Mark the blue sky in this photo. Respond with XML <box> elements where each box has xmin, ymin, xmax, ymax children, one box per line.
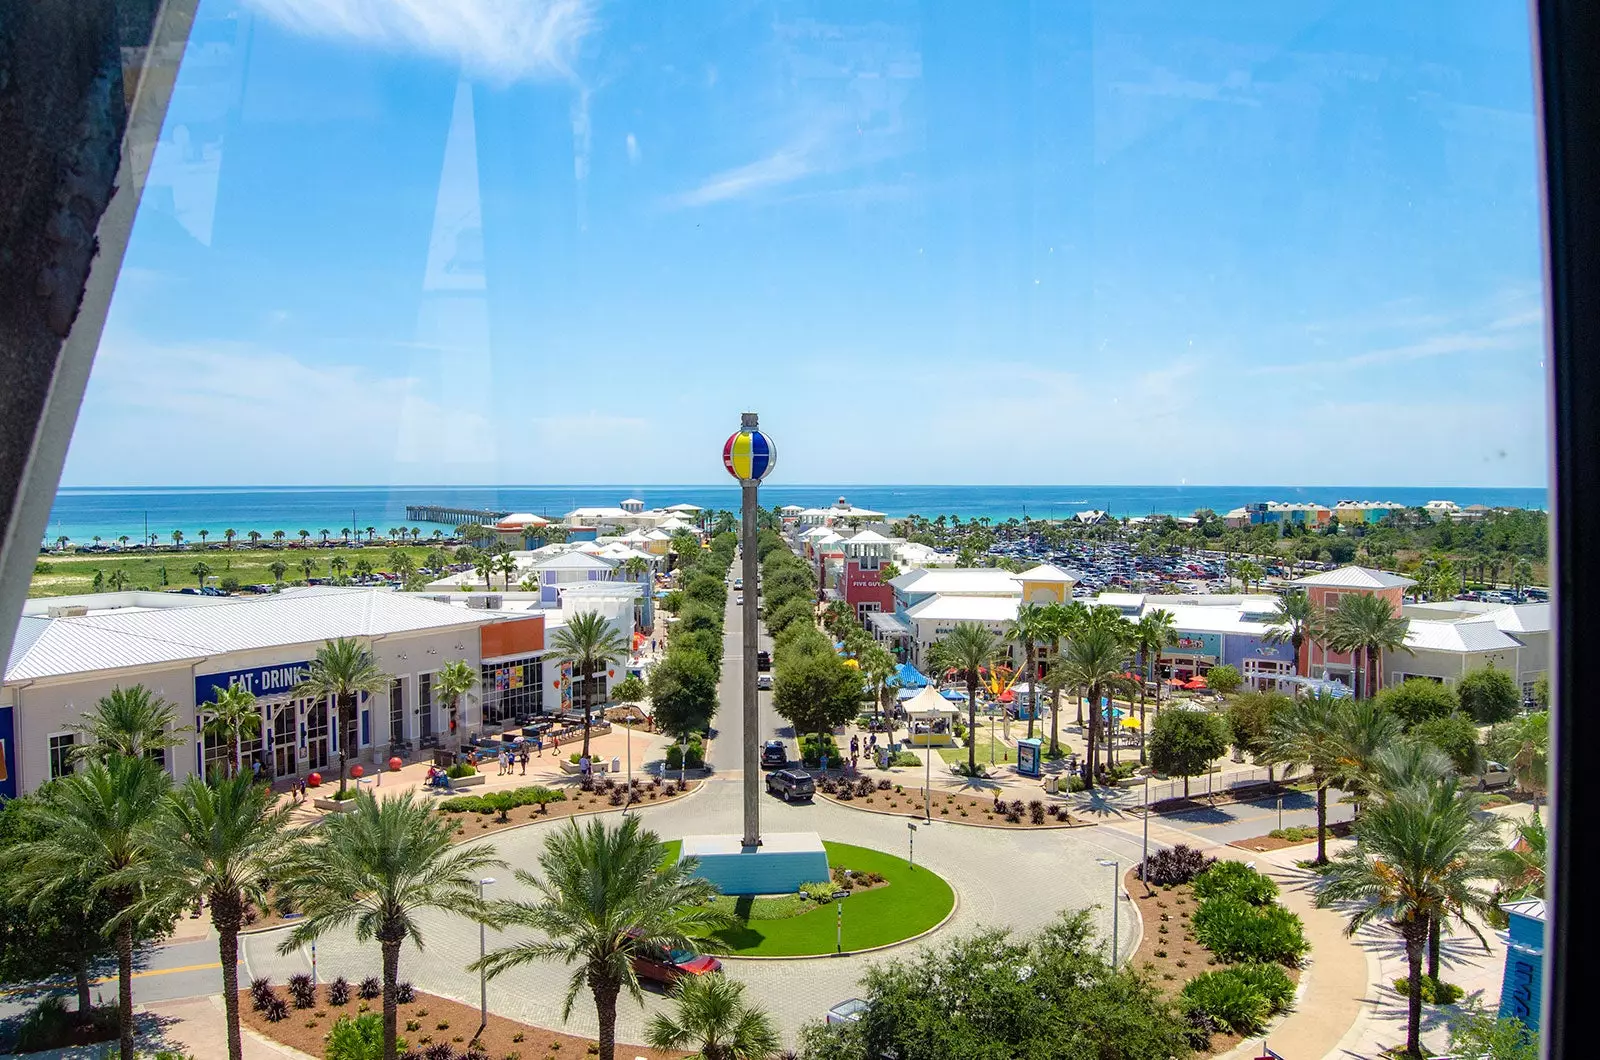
<box><xmin>63</xmin><ymin>0</ymin><xmax>1547</xmax><ymax>489</ymax></box>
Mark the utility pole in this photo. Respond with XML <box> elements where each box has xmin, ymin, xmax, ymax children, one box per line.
<box><xmin>723</xmin><ymin>413</ymin><xmax>776</xmax><ymax>849</ymax></box>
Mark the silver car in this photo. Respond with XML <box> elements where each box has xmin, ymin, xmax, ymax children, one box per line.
<box><xmin>1470</xmin><ymin>761</ymin><xmax>1514</xmax><ymax>791</ymax></box>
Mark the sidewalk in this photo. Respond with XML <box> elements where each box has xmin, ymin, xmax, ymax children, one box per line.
<box><xmin>12</xmin><ymin>996</ymin><xmax>314</xmax><ymax>1060</ymax></box>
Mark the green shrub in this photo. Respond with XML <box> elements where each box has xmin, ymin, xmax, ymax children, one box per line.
<box><xmin>665</xmin><ymin>735</ymin><xmax>706</xmax><ymax>770</ymax></box>
<box><xmin>1179</xmin><ymin>970</ymin><xmax>1271</xmax><ymax>1035</ymax></box>
<box><xmin>14</xmin><ymin>995</ymin><xmax>74</xmax><ymax>1052</ymax></box>
<box><xmin>1228</xmin><ymin>962</ymin><xmax>1297</xmax><ymax>1011</ymax></box>
<box><xmin>799</xmin><ymin>880</ymin><xmax>835</xmax><ymax>902</ymax></box>
<box><xmin>1394</xmin><ymin>975</ymin><xmax>1465</xmax><ymax>1005</ymax></box>
<box><xmin>444</xmin><ymin>762</ymin><xmax>477</xmax><ymax>779</ymax></box>
<box><xmin>1193</xmin><ymin>861</ymin><xmax>1279</xmax><ymax>905</ymax></box>
<box><xmin>800</xmin><ymin>733</ymin><xmax>841</xmax><ymax>767</ymax></box>
<box><xmin>1205</xmin><ymin>664</ymin><xmax>1243</xmax><ymax>695</ymax></box>
<box><xmin>324</xmin><ymin>1011</ymin><xmax>403</xmax><ymax>1060</ymax></box>
<box><xmin>890</xmin><ymin>751</ymin><xmax>921</xmax><ymax>767</ymax></box>
<box><xmin>325</xmin><ymin>787</ymin><xmax>359</xmax><ymax>802</ymax></box>
<box><xmin>1191</xmin><ymin>895</ymin><xmax>1308</xmax><ymax>965</ymax></box>
<box><xmin>437</xmin><ymin>785</ymin><xmax>565</xmax><ymax>815</ymax></box>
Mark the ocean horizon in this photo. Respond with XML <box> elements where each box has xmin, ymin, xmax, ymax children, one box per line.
<box><xmin>41</xmin><ymin>484</ymin><xmax>1550</xmax><ymax>546</ymax></box>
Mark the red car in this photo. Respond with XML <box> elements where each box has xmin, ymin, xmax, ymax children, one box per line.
<box><xmin>631</xmin><ymin>943</ymin><xmax>722</xmax><ymax>985</ymax></box>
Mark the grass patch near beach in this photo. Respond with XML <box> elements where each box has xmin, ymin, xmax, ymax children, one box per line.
<box><xmin>30</xmin><ymin>544</ymin><xmax>447</xmax><ymax>597</ymax></box>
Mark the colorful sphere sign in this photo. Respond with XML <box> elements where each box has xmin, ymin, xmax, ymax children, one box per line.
<box><xmin>723</xmin><ymin>424</ymin><xmax>776</xmax><ymax>483</ymax></box>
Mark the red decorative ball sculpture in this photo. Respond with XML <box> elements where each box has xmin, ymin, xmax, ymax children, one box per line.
<box><xmin>388</xmin><ymin>756</ymin><xmax>403</xmax><ymax>772</ymax></box>
<box><xmin>350</xmin><ymin>765</ymin><xmax>365</xmax><ymax>779</ymax></box>
<box><xmin>307</xmin><ymin>772</ymin><xmax>322</xmax><ymax>788</ymax></box>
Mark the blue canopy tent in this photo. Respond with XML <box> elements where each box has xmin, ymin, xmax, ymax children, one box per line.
<box><xmin>890</xmin><ymin>663</ymin><xmax>929</xmax><ymax>689</ymax></box>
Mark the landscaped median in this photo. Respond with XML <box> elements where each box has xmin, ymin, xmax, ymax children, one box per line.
<box><xmin>437</xmin><ymin>775</ymin><xmax>702</xmax><ymax>841</ymax></box>
<box><xmin>1127</xmin><ymin>846</ymin><xmax>1310</xmax><ymax>1054</ymax></box>
<box><xmin>659</xmin><ymin>839</ymin><xmax>955</xmax><ymax>957</ymax></box>
<box><xmin>815</xmin><ymin>775</ymin><xmax>1080</xmax><ymax>827</ymax></box>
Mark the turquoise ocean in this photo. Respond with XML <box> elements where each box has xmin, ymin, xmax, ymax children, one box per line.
<box><xmin>42</xmin><ymin>485</ymin><xmax>1550</xmax><ymax>546</ymax></box>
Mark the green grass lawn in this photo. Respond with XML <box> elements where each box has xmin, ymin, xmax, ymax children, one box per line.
<box><xmin>30</xmin><ymin>544</ymin><xmax>453</xmax><ymax>597</ymax></box>
<box><xmin>936</xmin><ymin>732</ymin><xmax>1014</xmax><ymax>766</ymax></box>
<box><xmin>661</xmin><ymin>839</ymin><xmax>955</xmax><ymax>957</ymax></box>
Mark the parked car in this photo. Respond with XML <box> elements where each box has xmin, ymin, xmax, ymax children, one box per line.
<box><xmin>766</xmin><ymin>768</ymin><xmax>814</xmax><ymax>802</ymax></box>
<box><xmin>736</xmin><ymin>595</ymin><xmax>744</xmax><ymax>605</ymax></box>
<box><xmin>630</xmin><ymin>941</ymin><xmax>722</xmax><ymax>985</ymax></box>
<box><xmin>733</xmin><ymin>577</ymin><xmax>744</xmax><ymax>589</ymax></box>
<box><xmin>760</xmin><ymin>739</ymin><xmax>788</xmax><ymax>769</ymax></box>
<box><xmin>1471</xmin><ymin>761</ymin><xmax>1514</xmax><ymax>791</ymax></box>
<box><xmin>758</xmin><ymin>673</ymin><xmax>773</xmax><ymax>691</ymax></box>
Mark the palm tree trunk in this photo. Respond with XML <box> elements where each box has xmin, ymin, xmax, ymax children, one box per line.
<box><xmin>74</xmin><ymin>961</ymin><xmax>92</xmax><ymax>1017</ymax></box>
<box><xmin>593</xmin><ymin>974</ymin><xmax>621</xmax><ymax>1060</ymax></box>
<box><xmin>967</xmin><ymin>675</ymin><xmax>978</xmax><ymax>774</ymax></box>
<box><xmin>338</xmin><ymin>694</ymin><xmax>352</xmax><ymax>795</ymax></box>
<box><xmin>581</xmin><ymin>666</ymin><xmax>593</xmax><ymax>760</ymax></box>
<box><xmin>1139</xmin><ymin>652</ymin><xmax>1148</xmax><ymax>765</ymax></box>
<box><xmin>1404</xmin><ymin>925</ymin><xmax>1426</xmax><ymax>1058</ymax></box>
<box><xmin>1025</xmin><ymin>641</ymin><xmax>1036</xmax><ymax>740</ymax></box>
<box><xmin>1314</xmin><ymin>781</ymin><xmax>1329</xmax><ymax>865</ymax></box>
<box><xmin>212</xmin><ymin>892</ymin><xmax>244</xmax><ymax>1060</ymax></box>
<box><xmin>381</xmin><ymin>937</ymin><xmax>402</xmax><ymax>1060</ymax></box>
<box><xmin>1082</xmin><ymin>683</ymin><xmax>1098</xmax><ymax>787</ymax></box>
<box><xmin>116</xmin><ymin>916</ymin><xmax>134</xmax><ymax>1060</ymax></box>
<box><xmin>1427</xmin><ymin>916</ymin><xmax>1441</xmax><ymax>983</ymax></box>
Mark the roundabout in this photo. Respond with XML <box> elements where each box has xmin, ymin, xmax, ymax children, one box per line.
<box><xmin>660</xmin><ymin>838</ymin><xmax>956</xmax><ymax>957</ymax></box>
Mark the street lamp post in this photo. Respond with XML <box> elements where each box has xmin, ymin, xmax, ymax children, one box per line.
<box><xmin>625</xmin><ymin>714</ymin><xmax>632</xmax><ymax>811</ymax></box>
<box><xmin>1141</xmin><ymin>773</ymin><xmax>1150</xmax><ymax>891</ymax></box>
<box><xmin>1097</xmin><ymin>859</ymin><xmax>1121</xmax><ymax>966</ymax></box>
<box><xmin>478</xmin><ymin>877</ymin><xmax>496</xmax><ymax>1036</ymax></box>
<box><xmin>924</xmin><ymin>735</ymin><xmax>932</xmax><ymax>822</ymax></box>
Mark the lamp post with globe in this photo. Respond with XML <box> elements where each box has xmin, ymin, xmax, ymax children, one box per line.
<box><xmin>723</xmin><ymin>413</ymin><xmax>777</xmax><ymax>849</ymax></box>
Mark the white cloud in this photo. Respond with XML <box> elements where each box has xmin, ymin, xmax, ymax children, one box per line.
<box><xmin>63</xmin><ymin>336</ymin><xmax>495</xmax><ymax>485</ymax></box>
<box><xmin>244</xmin><ymin>0</ymin><xmax>596</xmax><ymax>83</ymax></box>
<box><xmin>625</xmin><ymin>132</ymin><xmax>640</xmax><ymax>164</ymax></box>
<box><xmin>669</xmin><ymin>143</ymin><xmax>820</xmax><ymax>207</ymax></box>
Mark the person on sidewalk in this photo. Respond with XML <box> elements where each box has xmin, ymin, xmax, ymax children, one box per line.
<box><xmin>518</xmin><ymin>746</ymin><xmax>529</xmax><ymax>775</ymax></box>
<box><xmin>534</xmin><ymin>733</ymin><xmax>544</xmax><ymax>758</ymax></box>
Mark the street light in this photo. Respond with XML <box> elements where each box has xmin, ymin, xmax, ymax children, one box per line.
<box><xmin>1140</xmin><ymin>773</ymin><xmax>1151</xmax><ymax>892</ymax></box>
<box><xmin>1097</xmin><ymin>858</ymin><xmax>1121</xmax><ymax>966</ymax></box>
<box><xmin>478</xmin><ymin>877</ymin><xmax>496</xmax><ymax>1036</ymax></box>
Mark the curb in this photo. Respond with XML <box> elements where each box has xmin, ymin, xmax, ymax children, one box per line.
<box><xmin>720</xmin><ymin>880</ymin><xmax>961</xmax><ymax>963</ymax></box>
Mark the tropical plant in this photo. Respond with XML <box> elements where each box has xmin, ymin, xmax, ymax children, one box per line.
<box><xmin>274</xmin><ymin>792</ymin><xmax>502</xmax><ymax>1060</ymax></box>
<box><xmin>1133</xmin><ymin>608</ymin><xmax>1178</xmax><ymax>761</ymax></box>
<box><xmin>1457</xmin><ymin>664</ymin><xmax>1521</xmax><ymax>724</ymax></box>
<box><xmin>1055</xmin><ymin>622</ymin><xmax>1137</xmax><ymax>785</ymax></box>
<box><xmin>1317</xmin><ymin>779</ymin><xmax>1501</xmax><ymax>1057</ymax></box>
<box><xmin>146</xmin><ymin>775</ymin><xmax>296</xmax><ymax>1060</ymax></box>
<box><xmin>644</xmin><ymin>973</ymin><xmax>781</xmax><ymax>1060</ymax></box>
<box><xmin>1325</xmin><ymin>698</ymin><xmax>1406</xmax><ymax>813</ymax></box>
<box><xmin>190</xmin><ymin>561</ymin><xmax>211</xmax><ymax>586</ymax></box>
<box><xmin>1375</xmin><ymin>679</ymin><xmax>1458</xmax><ymax>729</ymax></box>
<box><xmin>1491</xmin><ymin>811</ymin><xmax>1547</xmax><ymax>908</ymax></box>
<box><xmin>926</xmin><ymin>624</ymin><xmax>1001</xmax><ymax>775</ymax></box>
<box><xmin>67</xmin><ymin>684</ymin><xmax>189</xmax><ymax>763</ymax></box>
<box><xmin>269</xmin><ymin>560</ymin><xmax>288</xmax><ymax>583</ymax></box>
<box><xmin>1487</xmin><ymin>711</ymin><xmax>1549</xmax><ymax>800</ymax></box>
<box><xmin>1205</xmin><ymin>664</ymin><xmax>1243</xmax><ymax>695</ymax></box>
<box><xmin>496</xmin><ymin>551</ymin><xmax>519</xmax><ymax>590</ymax></box>
<box><xmin>1322</xmin><ymin>593</ymin><xmax>1410</xmax><ymax>699</ymax></box>
<box><xmin>202</xmin><ymin>684</ymin><xmax>263</xmax><ymax>778</ymax></box>
<box><xmin>300</xmin><ymin>556</ymin><xmax>316</xmax><ymax>581</ymax></box>
<box><xmin>551</xmin><ymin>611</ymin><xmax>632</xmax><ymax>759</ymax></box>
<box><xmin>1007</xmin><ymin>604</ymin><xmax>1050</xmax><ymax>740</ymax></box>
<box><xmin>475</xmin><ymin>816</ymin><xmax>730</xmax><ymax>1060</ymax></box>
<box><xmin>433</xmin><ymin>660</ymin><xmax>476</xmax><ymax>739</ymax></box>
<box><xmin>1148</xmin><ymin>708</ymin><xmax>1228</xmax><ymax>797</ymax></box>
<box><xmin>1262</xmin><ymin>694</ymin><xmax>1343</xmax><ymax>864</ymax></box>
<box><xmin>292</xmin><ymin>638</ymin><xmax>391</xmax><ymax>795</ymax></box>
<box><xmin>0</xmin><ymin>756</ymin><xmax>174</xmax><ymax>1060</ymax></box>
<box><xmin>324</xmin><ymin>1011</ymin><xmax>397</xmax><ymax>1060</ymax></box>
<box><xmin>107</xmin><ymin>568</ymin><xmax>130</xmax><ymax>591</ymax></box>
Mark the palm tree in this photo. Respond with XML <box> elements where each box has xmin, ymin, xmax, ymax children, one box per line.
<box><xmin>224</xmin><ymin>528</ymin><xmax>236</xmax><ymax>548</ymax></box>
<box><xmin>300</xmin><ymin>556</ymin><xmax>316</xmax><ymax>581</ymax></box>
<box><xmin>644</xmin><ymin>973</ymin><xmax>781</xmax><ymax>1060</ymax></box>
<box><xmin>269</xmin><ymin>560</ymin><xmax>288</xmax><ymax>583</ymax></box>
<box><xmin>1510</xmin><ymin>557</ymin><xmax>1535</xmax><ymax>595</ymax></box>
<box><xmin>1133</xmin><ymin>609</ymin><xmax>1178</xmax><ymax>763</ymax></box>
<box><xmin>147</xmin><ymin>775</ymin><xmax>295</xmax><ymax>1060</ymax></box>
<box><xmin>1325</xmin><ymin>698</ymin><xmax>1406</xmax><ymax>815</ymax></box>
<box><xmin>1006</xmin><ymin>603</ymin><xmax>1049</xmax><ymax>740</ymax></box>
<box><xmin>107</xmin><ymin>568</ymin><xmax>130</xmax><ymax>591</ymax></box>
<box><xmin>1263</xmin><ymin>694</ymin><xmax>1343</xmax><ymax>864</ymax></box>
<box><xmin>320</xmin><ymin>529</ymin><xmax>332</xmax><ymax>544</ymax></box>
<box><xmin>1038</xmin><ymin>600</ymin><xmax>1085</xmax><ymax>753</ymax></box>
<box><xmin>298</xmin><ymin>530</ymin><xmax>311</xmax><ymax>543</ymax></box>
<box><xmin>474</xmin><ymin>554</ymin><xmax>495</xmax><ymax>590</ymax></box>
<box><xmin>172</xmin><ymin>529</ymin><xmax>184</xmax><ymax>548</ymax></box>
<box><xmin>859</xmin><ymin>642</ymin><xmax>897</xmax><ymax>732</ymax></box>
<box><xmin>1264</xmin><ymin>591</ymin><xmax>1319</xmax><ymax>678</ymax></box>
<box><xmin>551</xmin><ymin>611</ymin><xmax>631</xmax><ymax>759</ymax></box>
<box><xmin>203</xmin><ymin>684</ymin><xmax>264</xmax><ymax>778</ymax></box>
<box><xmin>366</xmin><ymin>526</ymin><xmax>377</xmax><ymax>542</ymax></box>
<box><xmin>292</xmin><ymin>638</ymin><xmax>390</xmax><ymax>795</ymax></box>
<box><xmin>926</xmin><ymin>623</ymin><xmax>1000</xmax><ymax>775</ymax></box>
<box><xmin>198</xmin><ymin>529</ymin><xmax>210</xmax><ymax>547</ymax></box>
<box><xmin>68</xmin><ymin>684</ymin><xmax>189</xmax><ymax>763</ymax></box>
<box><xmin>1056</xmin><ymin>623</ymin><xmax>1136</xmax><ymax>786</ymax></box>
<box><xmin>248</xmin><ymin>530</ymin><xmax>261</xmax><ymax>546</ymax></box>
<box><xmin>1323</xmin><ymin>593</ymin><xmax>1409</xmax><ymax>699</ymax></box>
<box><xmin>272</xmin><ymin>530</ymin><xmax>284</xmax><ymax>546</ymax></box>
<box><xmin>475</xmin><ymin>816</ymin><xmax>730</xmax><ymax>1060</ymax></box>
<box><xmin>190</xmin><ymin>560</ymin><xmax>212</xmax><ymax>586</ymax></box>
<box><xmin>1317</xmin><ymin>780</ymin><xmax>1501</xmax><ymax>1058</ymax></box>
<box><xmin>0</xmin><ymin>756</ymin><xmax>173</xmax><ymax>1060</ymax></box>
<box><xmin>496</xmin><ymin>551</ymin><xmax>519</xmax><ymax>590</ymax></box>
<box><xmin>330</xmin><ymin>555</ymin><xmax>349</xmax><ymax>582</ymax></box>
<box><xmin>1491</xmin><ymin>810</ymin><xmax>1546</xmax><ymax>907</ymax></box>
<box><xmin>276</xmin><ymin>793</ymin><xmax>502</xmax><ymax>1060</ymax></box>
<box><xmin>435</xmin><ymin>659</ymin><xmax>476</xmax><ymax>736</ymax></box>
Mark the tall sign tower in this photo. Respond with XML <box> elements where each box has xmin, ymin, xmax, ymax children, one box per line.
<box><xmin>723</xmin><ymin>413</ymin><xmax>776</xmax><ymax>848</ymax></box>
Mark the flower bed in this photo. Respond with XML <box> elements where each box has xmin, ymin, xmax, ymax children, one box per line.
<box><xmin>1126</xmin><ymin>850</ymin><xmax>1307</xmax><ymax>1053</ymax></box>
<box><xmin>240</xmin><ymin>981</ymin><xmax>685</xmax><ymax>1059</ymax></box>
<box><xmin>439</xmin><ymin>776</ymin><xmax>699</xmax><ymax>841</ymax></box>
<box><xmin>815</xmin><ymin>776</ymin><xmax>1075</xmax><ymax>827</ymax></box>
<box><xmin>1229</xmin><ymin>820</ymin><xmax>1353</xmax><ymax>853</ymax></box>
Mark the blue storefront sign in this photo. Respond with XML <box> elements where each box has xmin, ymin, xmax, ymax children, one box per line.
<box><xmin>0</xmin><ymin>705</ymin><xmax>17</xmax><ymax>799</ymax></box>
<box><xmin>195</xmin><ymin>660</ymin><xmax>311</xmax><ymax>706</ymax></box>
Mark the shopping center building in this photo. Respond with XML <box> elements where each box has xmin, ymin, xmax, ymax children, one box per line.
<box><xmin>0</xmin><ymin>584</ymin><xmax>637</xmax><ymax>799</ymax></box>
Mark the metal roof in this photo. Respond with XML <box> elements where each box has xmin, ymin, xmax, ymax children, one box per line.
<box><xmin>905</xmin><ymin>595</ymin><xmax>1020</xmax><ymax>623</ymax></box>
<box><xmin>7</xmin><ymin>589</ymin><xmax>498</xmax><ymax>683</ymax></box>
<box><xmin>891</xmin><ymin>568</ymin><xmax>1023</xmax><ymax>596</ymax></box>
<box><xmin>1291</xmin><ymin>565</ymin><xmax>1416</xmax><ymax>589</ymax></box>
<box><xmin>1401</xmin><ymin>619</ymin><xmax>1519</xmax><ymax>654</ymax></box>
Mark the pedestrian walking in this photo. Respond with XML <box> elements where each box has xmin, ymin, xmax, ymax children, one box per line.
<box><xmin>518</xmin><ymin>746</ymin><xmax>529</xmax><ymax>775</ymax></box>
<box><xmin>552</xmin><ymin>732</ymin><xmax>560</xmax><ymax>756</ymax></box>
<box><xmin>535</xmin><ymin>733</ymin><xmax>544</xmax><ymax>757</ymax></box>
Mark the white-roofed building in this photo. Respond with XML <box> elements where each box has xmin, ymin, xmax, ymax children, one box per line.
<box><xmin>1</xmin><ymin>588</ymin><xmax>580</xmax><ymax>798</ymax></box>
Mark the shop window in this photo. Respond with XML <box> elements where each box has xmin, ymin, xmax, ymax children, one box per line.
<box><xmin>389</xmin><ymin>678</ymin><xmax>405</xmax><ymax>743</ymax></box>
<box><xmin>480</xmin><ymin>657</ymin><xmax>544</xmax><ymax>725</ymax></box>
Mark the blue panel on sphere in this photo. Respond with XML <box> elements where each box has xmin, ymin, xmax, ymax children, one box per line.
<box><xmin>681</xmin><ymin>832</ymin><xmax>830</xmax><ymax>896</ymax></box>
